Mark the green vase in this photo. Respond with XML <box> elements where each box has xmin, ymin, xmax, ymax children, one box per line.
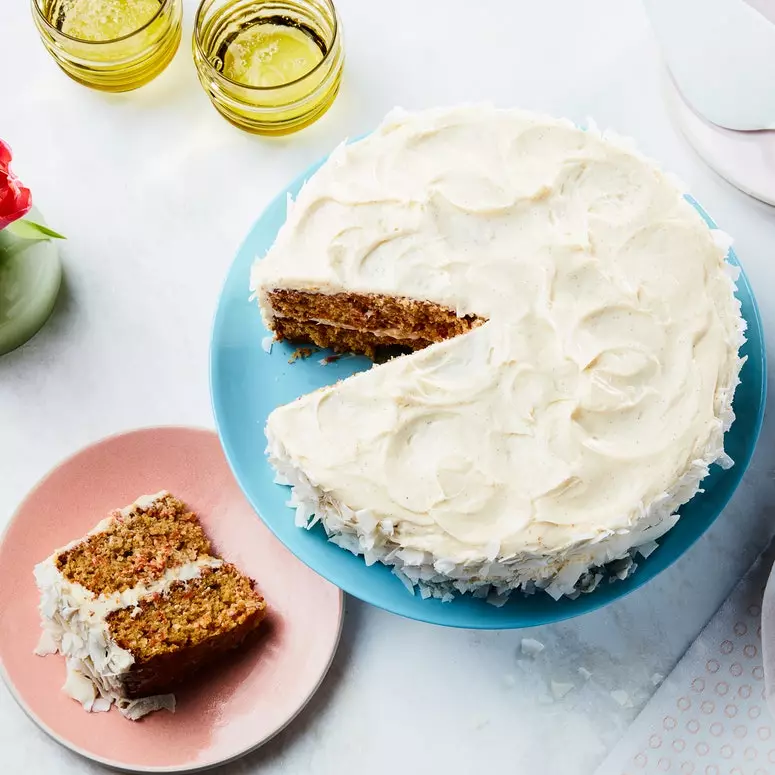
<box><xmin>0</xmin><ymin>208</ymin><xmax>62</xmax><ymax>356</ymax></box>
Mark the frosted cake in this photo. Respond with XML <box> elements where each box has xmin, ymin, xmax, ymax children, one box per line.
<box><xmin>250</xmin><ymin>106</ymin><xmax>745</xmax><ymax>602</ymax></box>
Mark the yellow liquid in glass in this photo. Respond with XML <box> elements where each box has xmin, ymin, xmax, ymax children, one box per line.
<box><xmin>35</xmin><ymin>0</ymin><xmax>181</xmax><ymax>91</ymax></box>
<box><xmin>194</xmin><ymin>0</ymin><xmax>343</xmax><ymax>134</ymax></box>
<box><xmin>49</xmin><ymin>0</ymin><xmax>161</xmax><ymax>41</ymax></box>
<box><xmin>222</xmin><ymin>21</ymin><xmax>323</xmax><ymax>87</ymax></box>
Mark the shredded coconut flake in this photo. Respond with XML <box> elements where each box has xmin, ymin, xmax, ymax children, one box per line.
<box><xmin>610</xmin><ymin>689</ymin><xmax>633</xmax><ymax>708</ymax></box>
<box><xmin>117</xmin><ymin>694</ymin><xmax>176</xmax><ymax>721</ymax></box>
<box><xmin>521</xmin><ymin>638</ymin><xmax>545</xmax><ymax>656</ymax></box>
<box><xmin>637</xmin><ymin>540</ymin><xmax>659</xmax><ymax>559</ymax></box>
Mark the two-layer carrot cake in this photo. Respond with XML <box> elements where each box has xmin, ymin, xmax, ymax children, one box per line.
<box><xmin>250</xmin><ymin>105</ymin><xmax>745</xmax><ymax>602</ymax></box>
<box><xmin>34</xmin><ymin>491</ymin><xmax>266</xmax><ymax>719</ymax></box>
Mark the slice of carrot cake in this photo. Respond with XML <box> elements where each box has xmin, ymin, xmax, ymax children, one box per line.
<box><xmin>34</xmin><ymin>491</ymin><xmax>266</xmax><ymax>720</ymax></box>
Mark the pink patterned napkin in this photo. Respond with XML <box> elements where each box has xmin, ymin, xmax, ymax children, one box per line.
<box><xmin>760</xmin><ymin>542</ymin><xmax>775</xmax><ymax>726</ymax></box>
<box><xmin>595</xmin><ymin>541</ymin><xmax>775</xmax><ymax>775</ymax></box>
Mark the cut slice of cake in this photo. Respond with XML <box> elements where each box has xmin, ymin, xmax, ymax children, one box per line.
<box><xmin>34</xmin><ymin>491</ymin><xmax>266</xmax><ymax>720</ymax></box>
<box><xmin>250</xmin><ymin>105</ymin><xmax>745</xmax><ymax>602</ymax></box>
<box><xmin>263</xmin><ymin>288</ymin><xmax>484</xmax><ymax>358</ymax></box>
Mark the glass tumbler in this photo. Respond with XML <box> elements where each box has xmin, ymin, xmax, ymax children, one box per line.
<box><xmin>31</xmin><ymin>0</ymin><xmax>183</xmax><ymax>92</ymax></box>
<box><xmin>193</xmin><ymin>0</ymin><xmax>344</xmax><ymax>135</ymax></box>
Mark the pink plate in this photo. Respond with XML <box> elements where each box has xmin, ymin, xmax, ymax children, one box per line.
<box><xmin>0</xmin><ymin>426</ymin><xmax>343</xmax><ymax>772</ymax></box>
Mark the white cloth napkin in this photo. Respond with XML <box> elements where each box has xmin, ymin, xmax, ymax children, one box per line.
<box><xmin>595</xmin><ymin>540</ymin><xmax>775</xmax><ymax>775</ymax></box>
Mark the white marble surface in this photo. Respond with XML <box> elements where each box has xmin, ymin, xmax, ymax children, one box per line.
<box><xmin>2</xmin><ymin>0</ymin><xmax>775</xmax><ymax>772</ymax></box>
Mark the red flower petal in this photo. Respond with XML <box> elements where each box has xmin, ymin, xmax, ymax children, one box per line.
<box><xmin>0</xmin><ymin>142</ymin><xmax>33</xmax><ymax>231</ymax></box>
<box><xmin>0</xmin><ymin>140</ymin><xmax>11</xmax><ymax>171</ymax></box>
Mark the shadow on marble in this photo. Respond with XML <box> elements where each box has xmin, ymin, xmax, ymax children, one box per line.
<box><xmin>217</xmin><ymin>594</ymin><xmax>363</xmax><ymax>774</ymax></box>
<box><xmin>0</xmin><ymin>268</ymin><xmax>76</xmax><ymax>371</ymax></box>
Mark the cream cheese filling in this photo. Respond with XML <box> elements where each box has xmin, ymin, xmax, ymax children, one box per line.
<box><xmin>276</xmin><ymin>313</ymin><xmax>434</xmax><ymax>341</ymax></box>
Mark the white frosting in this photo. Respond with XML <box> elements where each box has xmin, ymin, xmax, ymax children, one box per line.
<box><xmin>119</xmin><ymin>491</ymin><xmax>168</xmax><ymax>516</ymax></box>
<box><xmin>34</xmin><ymin>492</ymin><xmax>220</xmax><ymax>718</ymax></box>
<box><xmin>251</xmin><ymin>106</ymin><xmax>745</xmax><ymax>598</ymax></box>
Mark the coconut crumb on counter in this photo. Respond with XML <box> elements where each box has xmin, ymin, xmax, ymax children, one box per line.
<box><xmin>610</xmin><ymin>689</ymin><xmax>633</xmax><ymax>708</ymax></box>
<box><xmin>521</xmin><ymin>638</ymin><xmax>545</xmax><ymax>657</ymax></box>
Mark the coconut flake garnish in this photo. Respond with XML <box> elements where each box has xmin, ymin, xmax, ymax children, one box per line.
<box><xmin>487</xmin><ymin>590</ymin><xmax>510</xmax><ymax>607</ymax></box>
<box><xmin>521</xmin><ymin>638</ymin><xmax>545</xmax><ymax>657</ymax></box>
<box><xmin>485</xmin><ymin>539</ymin><xmax>500</xmax><ymax>561</ymax></box>
<box><xmin>711</xmin><ymin>228</ymin><xmax>734</xmax><ymax>256</ymax></box>
<box><xmin>34</xmin><ymin>630</ymin><xmax>58</xmax><ymax>656</ymax></box>
<box><xmin>261</xmin><ymin>336</ymin><xmax>273</xmax><ymax>354</ymax></box>
<box><xmin>637</xmin><ymin>540</ymin><xmax>659</xmax><ymax>559</ymax></box>
<box><xmin>392</xmin><ymin>566</ymin><xmax>415</xmax><ymax>594</ymax></box>
<box><xmin>117</xmin><ymin>694</ymin><xmax>176</xmax><ymax>721</ymax></box>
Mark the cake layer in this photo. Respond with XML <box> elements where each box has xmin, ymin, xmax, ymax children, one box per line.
<box><xmin>274</xmin><ymin>317</ymin><xmax>434</xmax><ymax>358</ymax></box>
<box><xmin>267</xmin><ymin>289</ymin><xmax>482</xmax><ymax>342</ymax></box>
<box><xmin>55</xmin><ymin>492</ymin><xmax>211</xmax><ymax>595</ymax></box>
<box><xmin>107</xmin><ymin>564</ymin><xmax>266</xmax><ymax>698</ymax></box>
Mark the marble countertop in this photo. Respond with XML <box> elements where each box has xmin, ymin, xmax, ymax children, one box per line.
<box><xmin>2</xmin><ymin>0</ymin><xmax>775</xmax><ymax>772</ymax></box>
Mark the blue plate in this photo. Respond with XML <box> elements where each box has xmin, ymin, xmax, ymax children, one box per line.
<box><xmin>210</xmin><ymin>158</ymin><xmax>767</xmax><ymax>629</ymax></box>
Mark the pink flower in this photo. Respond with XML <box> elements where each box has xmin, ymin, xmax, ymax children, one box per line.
<box><xmin>0</xmin><ymin>140</ymin><xmax>33</xmax><ymax>231</ymax></box>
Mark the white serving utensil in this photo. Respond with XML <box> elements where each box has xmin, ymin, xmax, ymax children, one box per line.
<box><xmin>643</xmin><ymin>0</ymin><xmax>775</xmax><ymax>130</ymax></box>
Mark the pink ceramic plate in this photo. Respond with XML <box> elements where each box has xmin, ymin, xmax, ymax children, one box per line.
<box><xmin>0</xmin><ymin>426</ymin><xmax>343</xmax><ymax>772</ymax></box>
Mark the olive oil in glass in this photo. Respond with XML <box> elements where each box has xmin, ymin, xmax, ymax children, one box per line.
<box><xmin>32</xmin><ymin>0</ymin><xmax>182</xmax><ymax>91</ymax></box>
<box><xmin>193</xmin><ymin>0</ymin><xmax>343</xmax><ymax>134</ymax></box>
<box><xmin>44</xmin><ymin>0</ymin><xmax>162</xmax><ymax>41</ymax></box>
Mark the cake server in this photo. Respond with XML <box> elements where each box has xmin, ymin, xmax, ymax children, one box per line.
<box><xmin>643</xmin><ymin>0</ymin><xmax>775</xmax><ymax>130</ymax></box>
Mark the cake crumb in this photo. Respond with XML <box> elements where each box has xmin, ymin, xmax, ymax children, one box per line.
<box><xmin>288</xmin><ymin>347</ymin><xmax>316</xmax><ymax>364</ymax></box>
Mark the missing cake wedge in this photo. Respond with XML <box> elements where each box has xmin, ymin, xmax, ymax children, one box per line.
<box><xmin>34</xmin><ymin>491</ymin><xmax>266</xmax><ymax>720</ymax></box>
